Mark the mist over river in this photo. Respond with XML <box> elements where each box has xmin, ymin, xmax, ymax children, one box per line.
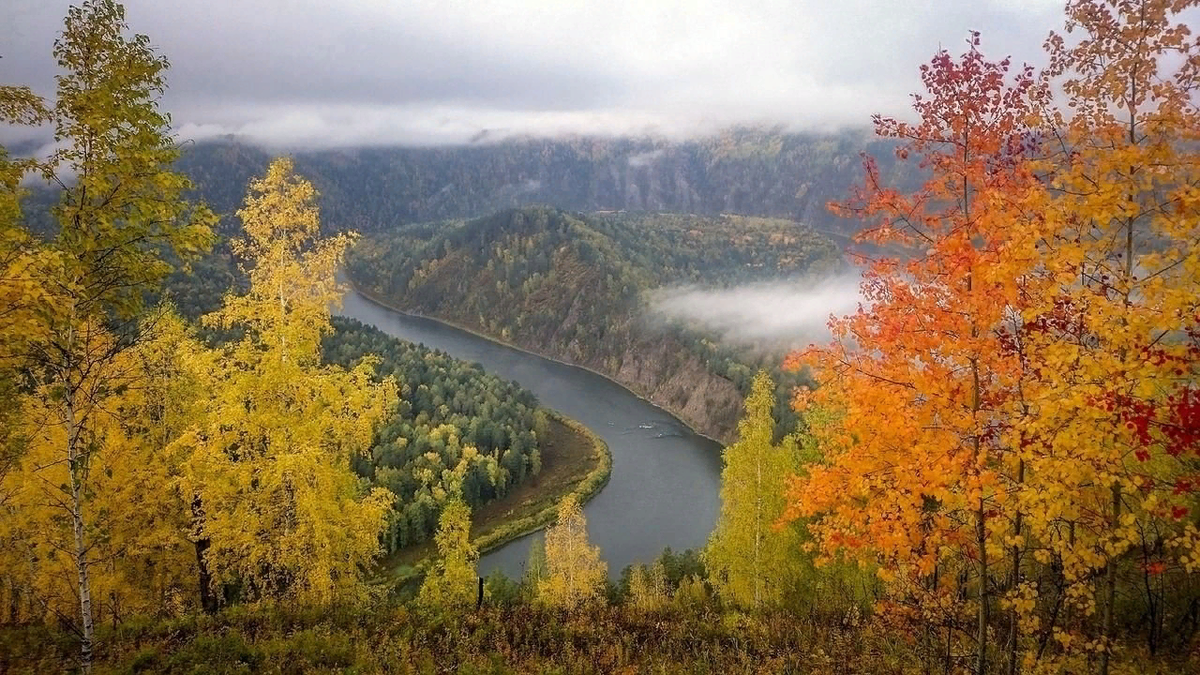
<box><xmin>338</xmin><ymin>290</ymin><xmax>723</xmax><ymax>579</ymax></box>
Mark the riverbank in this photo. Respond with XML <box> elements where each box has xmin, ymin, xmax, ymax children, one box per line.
<box><xmin>346</xmin><ymin>281</ymin><xmax>728</xmax><ymax>447</ymax></box>
<box><xmin>384</xmin><ymin>410</ymin><xmax>611</xmax><ymax>583</ymax></box>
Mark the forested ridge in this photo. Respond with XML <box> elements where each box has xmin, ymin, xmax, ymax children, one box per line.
<box><xmin>348</xmin><ymin>206</ymin><xmax>838</xmax><ymax>440</ymax></box>
<box><xmin>166</xmin><ymin>129</ymin><xmax>907</xmax><ymax>239</ymax></box>
<box><xmin>3</xmin><ymin>1</ymin><xmax>1200</xmax><ymax>674</ymax></box>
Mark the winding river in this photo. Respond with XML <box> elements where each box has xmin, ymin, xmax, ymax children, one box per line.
<box><xmin>337</xmin><ymin>290</ymin><xmax>723</xmax><ymax>579</ymax></box>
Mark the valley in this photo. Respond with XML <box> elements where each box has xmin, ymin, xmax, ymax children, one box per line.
<box><xmin>5</xmin><ymin>1</ymin><xmax>1199</xmax><ymax>670</ymax></box>
<box><xmin>337</xmin><ymin>288</ymin><xmax>721</xmax><ymax>582</ymax></box>
<box><xmin>346</xmin><ymin>206</ymin><xmax>840</xmax><ymax>441</ymax></box>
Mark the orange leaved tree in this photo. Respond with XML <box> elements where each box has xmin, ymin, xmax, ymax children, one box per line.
<box><xmin>782</xmin><ymin>33</ymin><xmax>1042</xmax><ymax>673</ymax></box>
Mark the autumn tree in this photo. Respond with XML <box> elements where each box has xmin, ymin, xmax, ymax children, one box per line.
<box><xmin>992</xmin><ymin>0</ymin><xmax>1200</xmax><ymax>669</ymax></box>
<box><xmin>523</xmin><ymin>537</ymin><xmax>548</xmax><ymax>596</ymax></box>
<box><xmin>178</xmin><ymin>158</ymin><xmax>395</xmax><ymax>607</ymax></box>
<box><xmin>419</xmin><ymin>496</ymin><xmax>479</xmax><ymax>611</ymax></box>
<box><xmin>1</xmin><ymin>314</ymin><xmax>207</xmax><ymax>628</ymax></box>
<box><xmin>0</xmin><ymin>88</ymin><xmax>55</xmax><ymax>369</ymax></box>
<box><xmin>0</xmin><ymin>91</ymin><xmax>57</xmax><ymax>606</ymax></box>
<box><xmin>783</xmin><ymin>33</ymin><xmax>1041</xmax><ymax>672</ymax></box>
<box><xmin>628</xmin><ymin>560</ymin><xmax>668</xmax><ymax>612</ymax></box>
<box><xmin>705</xmin><ymin>370</ymin><xmax>803</xmax><ymax>609</ymax></box>
<box><xmin>538</xmin><ymin>495</ymin><xmax>606</xmax><ymax>609</ymax></box>
<box><xmin>0</xmin><ymin>2</ymin><xmax>214</xmax><ymax>669</ymax></box>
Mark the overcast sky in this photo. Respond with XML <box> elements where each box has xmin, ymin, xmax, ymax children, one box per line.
<box><xmin>2</xmin><ymin>0</ymin><xmax>1065</xmax><ymax>148</ymax></box>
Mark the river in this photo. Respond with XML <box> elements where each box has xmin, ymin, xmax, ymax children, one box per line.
<box><xmin>337</xmin><ymin>290</ymin><xmax>724</xmax><ymax>580</ymax></box>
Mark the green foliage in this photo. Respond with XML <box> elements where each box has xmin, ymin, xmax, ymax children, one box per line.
<box><xmin>706</xmin><ymin>371</ymin><xmax>807</xmax><ymax>609</ymax></box>
<box><xmin>523</xmin><ymin>538</ymin><xmax>548</xmax><ymax>591</ymax></box>
<box><xmin>466</xmin><ymin>412</ymin><xmax>611</xmax><ymax>559</ymax></box>
<box><xmin>44</xmin><ymin>0</ymin><xmax>217</xmax><ymax>323</ymax></box>
<box><xmin>323</xmin><ymin>316</ymin><xmax>546</xmax><ymax>553</ymax></box>
<box><xmin>483</xmin><ymin>568</ymin><xmax>523</xmax><ymax>608</ymax></box>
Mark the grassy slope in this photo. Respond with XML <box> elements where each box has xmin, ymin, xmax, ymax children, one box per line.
<box><xmin>5</xmin><ymin>601</ymin><xmax>1191</xmax><ymax>674</ymax></box>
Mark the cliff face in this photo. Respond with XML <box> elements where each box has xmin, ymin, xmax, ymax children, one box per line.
<box><xmin>413</xmin><ymin>296</ymin><xmax>743</xmax><ymax>441</ymax></box>
<box><xmin>608</xmin><ymin>335</ymin><xmax>744</xmax><ymax>441</ymax></box>
<box><xmin>348</xmin><ymin>207</ymin><xmax>838</xmax><ymax>442</ymax></box>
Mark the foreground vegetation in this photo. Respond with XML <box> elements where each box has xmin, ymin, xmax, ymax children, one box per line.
<box><xmin>0</xmin><ymin>602</ymin><xmax>930</xmax><ymax>674</ymax></box>
<box><xmin>1</xmin><ymin>580</ymin><xmax>1192</xmax><ymax>674</ymax></box>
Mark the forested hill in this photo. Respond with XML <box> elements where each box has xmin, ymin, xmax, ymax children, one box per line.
<box><xmin>347</xmin><ymin>206</ymin><xmax>840</xmax><ymax>440</ymax></box>
<box><xmin>174</xmin><ymin>128</ymin><xmax>904</xmax><ymax>236</ymax></box>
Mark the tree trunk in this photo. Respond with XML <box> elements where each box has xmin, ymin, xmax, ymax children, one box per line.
<box><xmin>754</xmin><ymin>450</ymin><xmax>762</xmax><ymax>608</ymax></box>
<box><xmin>1098</xmin><ymin>484</ymin><xmax>1121</xmax><ymax>675</ymax></box>
<box><xmin>191</xmin><ymin>496</ymin><xmax>217</xmax><ymax>614</ymax></box>
<box><xmin>976</xmin><ymin>501</ymin><xmax>989</xmax><ymax>675</ymax></box>
<box><xmin>5</xmin><ymin>577</ymin><xmax>19</xmax><ymax>624</ymax></box>
<box><xmin>1007</xmin><ymin>458</ymin><xmax>1024</xmax><ymax>675</ymax></box>
<box><xmin>66</xmin><ymin>387</ymin><xmax>94</xmax><ymax>674</ymax></box>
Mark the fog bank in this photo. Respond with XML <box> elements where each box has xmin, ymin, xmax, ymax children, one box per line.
<box><xmin>648</xmin><ymin>274</ymin><xmax>864</xmax><ymax>347</ymax></box>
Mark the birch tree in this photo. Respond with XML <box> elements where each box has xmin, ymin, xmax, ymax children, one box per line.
<box><xmin>539</xmin><ymin>495</ymin><xmax>606</xmax><ymax>609</ymax></box>
<box><xmin>0</xmin><ymin>2</ymin><xmax>214</xmax><ymax>669</ymax></box>
<box><xmin>706</xmin><ymin>370</ymin><xmax>803</xmax><ymax>608</ymax></box>
<box><xmin>419</xmin><ymin>496</ymin><xmax>479</xmax><ymax>611</ymax></box>
<box><xmin>180</xmin><ymin>158</ymin><xmax>395</xmax><ymax>606</ymax></box>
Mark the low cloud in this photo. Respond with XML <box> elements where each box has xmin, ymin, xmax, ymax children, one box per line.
<box><xmin>648</xmin><ymin>274</ymin><xmax>865</xmax><ymax>348</ymax></box>
<box><xmin>169</xmin><ymin>104</ymin><xmax>719</xmax><ymax>150</ymax></box>
<box><xmin>627</xmin><ymin>150</ymin><xmax>664</xmax><ymax>167</ymax></box>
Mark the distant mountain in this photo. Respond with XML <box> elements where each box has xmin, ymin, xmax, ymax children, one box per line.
<box><xmin>173</xmin><ymin>128</ymin><xmax>907</xmax><ymax>238</ymax></box>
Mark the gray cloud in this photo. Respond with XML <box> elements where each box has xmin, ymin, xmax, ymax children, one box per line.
<box><xmin>648</xmin><ymin>274</ymin><xmax>865</xmax><ymax>348</ymax></box>
<box><xmin>2</xmin><ymin>0</ymin><xmax>1066</xmax><ymax>147</ymax></box>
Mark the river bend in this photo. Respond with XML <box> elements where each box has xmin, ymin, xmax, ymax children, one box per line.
<box><xmin>338</xmin><ymin>290</ymin><xmax>723</xmax><ymax>579</ymax></box>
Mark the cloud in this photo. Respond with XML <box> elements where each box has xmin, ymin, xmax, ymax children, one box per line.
<box><xmin>171</xmin><ymin>104</ymin><xmax>710</xmax><ymax>149</ymax></box>
<box><xmin>648</xmin><ymin>274</ymin><xmax>865</xmax><ymax>348</ymax></box>
<box><xmin>2</xmin><ymin>0</ymin><xmax>1068</xmax><ymax>147</ymax></box>
<box><xmin>627</xmin><ymin>150</ymin><xmax>664</xmax><ymax>167</ymax></box>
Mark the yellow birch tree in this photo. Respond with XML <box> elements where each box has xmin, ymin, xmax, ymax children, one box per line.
<box><xmin>419</xmin><ymin>496</ymin><xmax>479</xmax><ymax>611</ymax></box>
<box><xmin>539</xmin><ymin>495</ymin><xmax>606</xmax><ymax>609</ymax></box>
<box><xmin>0</xmin><ymin>3</ymin><xmax>215</xmax><ymax>669</ymax></box>
<box><xmin>179</xmin><ymin>158</ymin><xmax>396</xmax><ymax>607</ymax></box>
